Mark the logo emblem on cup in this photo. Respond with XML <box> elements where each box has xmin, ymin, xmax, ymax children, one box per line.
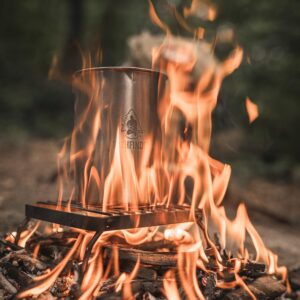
<box><xmin>121</xmin><ymin>109</ymin><xmax>144</xmax><ymax>150</ymax></box>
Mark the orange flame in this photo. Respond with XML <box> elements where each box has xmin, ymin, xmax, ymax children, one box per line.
<box><xmin>17</xmin><ymin>233</ymin><xmax>83</xmax><ymax>298</ymax></box>
<box><xmin>115</xmin><ymin>256</ymin><xmax>140</xmax><ymax>299</ymax></box>
<box><xmin>184</xmin><ymin>0</ymin><xmax>217</xmax><ymax>22</ymax></box>
<box><xmin>163</xmin><ymin>270</ymin><xmax>181</xmax><ymax>300</ymax></box>
<box><xmin>17</xmin><ymin>221</ymin><xmax>40</xmax><ymax>248</ymax></box>
<box><xmin>245</xmin><ymin>97</ymin><xmax>259</xmax><ymax>123</ymax></box>
<box><xmin>148</xmin><ymin>0</ymin><xmax>171</xmax><ymax>37</ymax></box>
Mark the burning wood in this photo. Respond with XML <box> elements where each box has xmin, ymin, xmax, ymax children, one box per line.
<box><xmin>0</xmin><ymin>231</ymin><xmax>291</xmax><ymax>299</ymax></box>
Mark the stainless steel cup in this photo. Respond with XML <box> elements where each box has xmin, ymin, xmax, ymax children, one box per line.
<box><xmin>72</xmin><ymin>67</ymin><xmax>167</xmax><ymax>206</ymax></box>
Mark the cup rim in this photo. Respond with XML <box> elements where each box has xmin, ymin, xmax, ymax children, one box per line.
<box><xmin>73</xmin><ymin>66</ymin><xmax>167</xmax><ymax>79</ymax></box>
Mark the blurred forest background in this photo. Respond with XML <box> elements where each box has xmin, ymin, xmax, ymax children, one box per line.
<box><xmin>0</xmin><ymin>0</ymin><xmax>299</xmax><ymax>180</ymax></box>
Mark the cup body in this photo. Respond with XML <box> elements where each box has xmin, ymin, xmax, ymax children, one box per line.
<box><xmin>72</xmin><ymin>67</ymin><xmax>167</xmax><ymax>206</ymax></box>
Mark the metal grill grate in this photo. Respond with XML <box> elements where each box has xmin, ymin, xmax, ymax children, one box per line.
<box><xmin>26</xmin><ymin>201</ymin><xmax>200</xmax><ymax>232</ymax></box>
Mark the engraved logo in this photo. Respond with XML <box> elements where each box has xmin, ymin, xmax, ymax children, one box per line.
<box><xmin>121</xmin><ymin>109</ymin><xmax>144</xmax><ymax>150</ymax></box>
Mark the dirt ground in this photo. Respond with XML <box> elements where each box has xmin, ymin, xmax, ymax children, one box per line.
<box><xmin>0</xmin><ymin>138</ymin><xmax>299</xmax><ymax>270</ymax></box>
<box><xmin>0</xmin><ymin>139</ymin><xmax>58</xmax><ymax>233</ymax></box>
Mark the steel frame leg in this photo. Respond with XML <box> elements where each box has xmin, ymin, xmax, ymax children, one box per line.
<box><xmin>81</xmin><ymin>230</ymin><xmax>103</xmax><ymax>273</ymax></box>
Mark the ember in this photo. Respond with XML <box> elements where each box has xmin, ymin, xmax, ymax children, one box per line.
<box><xmin>0</xmin><ymin>1</ymin><xmax>296</xmax><ymax>299</ymax></box>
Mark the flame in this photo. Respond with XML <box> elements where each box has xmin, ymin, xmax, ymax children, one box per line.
<box><xmin>163</xmin><ymin>270</ymin><xmax>181</xmax><ymax>300</ymax></box>
<box><xmin>245</xmin><ymin>97</ymin><xmax>259</xmax><ymax>123</ymax></box>
<box><xmin>32</xmin><ymin>243</ymin><xmax>40</xmax><ymax>259</ymax></box>
<box><xmin>115</xmin><ymin>256</ymin><xmax>140</xmax><ymax>299</ymax></box>
<box><xmin>17</xmin><ymin>233</ymin><xmax>83</xmax><ymax>298</ymax></box>
<box><xmin>17</xmin><ymin>221</ymin><xmax>40</xmax><ymax>248</ymax></box>
<box><xmin>80</xmin><ymin>243</ymin><xmax>103</xmax><ymax>299</ymax></box>
<box><xmin>148</xmin><ymin>0</ymin><xmax>171</xmax><ymax>37</ymax></box>
<box><xmin>16</xmin><ymin>1</ymin><xmax>289</xmax><ymax>299</ymax></box>
<box><xmin>184</xmin><ymin>0</ymin><xmax>217</xmax><ymax>22</ymax></box>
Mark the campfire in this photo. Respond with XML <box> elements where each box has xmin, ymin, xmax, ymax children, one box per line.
<box><xmin>0</xmin><ymin>1</ymin><xmax>294</xmax><ymax>300</ymax></box>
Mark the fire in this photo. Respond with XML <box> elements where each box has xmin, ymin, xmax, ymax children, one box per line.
<box><xmin>15</xmin><ymin>0</ymin><xmax>289</xmax><ymax>299</ymax></box>
<box><xmin>17</xmin><ymin>233</ymin><xmax>83</xmax><ymax>299</ymax></box>
<box><xmin>245</xmin><ymin>97</ymin><xmax>259</xmax><ymax>123</ymax></box>
<box><xmin>163</xmin><ymin>270</ymin><xmax>181</xmax><ymax>300</ymax></box>
<box><xmin>183</xmin><ymin>0</ymin><xmax>217</xmax><ymax>22</ymax></box>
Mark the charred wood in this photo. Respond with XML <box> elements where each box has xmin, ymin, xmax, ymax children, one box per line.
<box><xmin>0</xmin><ymin>250</ymin><xmax>47</xmax><ymax>274</ymax></box>
<box><xmin>111</xmin><ymin>247</ymin><xmax>177</xmax><ymax>267</ymax></box>
<box><xmin>2</xmin><ymin>262</ymin><xmax>32</xmax><ymax>287</ymax></box>
<box><xmin>289</xmin><ymin>267</ymin><xmax>300</xmax><ymax>290</ymax></box>
<box><xmin>0</xmin><ymin>270</ymin><xmax>17</xmax><ymax>295</ymax></box>
<box><xmin>97</xmin><ymin>278</ymin><xmax>165</xmax><ymax>299</ymax></box>
<box><xmin>222</xmin><ymin>275</ymin><xmax>286</xmax><ymax>300</ymax></box>
<box><xmin>120</xmin><ymin>260</ymin><xmax>158</xmax><ymax>281</ymax></box>
<box><xmin>0</xmin><ymin>239</ymin><xmax>23</xmax><ymax>252</ymax></box>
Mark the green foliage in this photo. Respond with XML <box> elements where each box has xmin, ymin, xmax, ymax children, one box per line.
<box><xmin>0</xmin><ymin>0</ymin><xmax>70</xmax><ymax>137</ymax></box>
<box><xmin>214</xmin><ymin>0</ymin><xmax>300</xmax><ymax>161</ymax></box>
